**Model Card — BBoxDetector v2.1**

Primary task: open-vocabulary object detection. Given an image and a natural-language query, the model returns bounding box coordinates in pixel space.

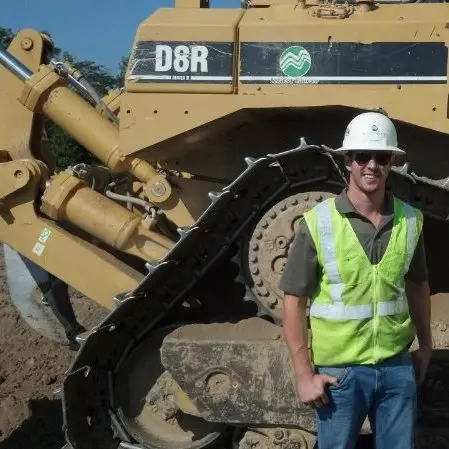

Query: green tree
[0,27,14,48]
[117,55,130,85]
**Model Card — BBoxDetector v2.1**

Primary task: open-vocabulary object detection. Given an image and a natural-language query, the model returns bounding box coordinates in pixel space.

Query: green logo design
[279,46,312,77]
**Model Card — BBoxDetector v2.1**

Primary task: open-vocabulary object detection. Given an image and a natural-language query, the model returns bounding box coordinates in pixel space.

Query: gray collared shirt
[279,190,428,297]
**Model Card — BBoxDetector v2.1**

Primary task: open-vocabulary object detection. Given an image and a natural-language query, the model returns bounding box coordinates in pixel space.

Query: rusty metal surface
[161,321,449,445]
[114,327,226,449]
[236,427,316,449]
[160,318,315,430]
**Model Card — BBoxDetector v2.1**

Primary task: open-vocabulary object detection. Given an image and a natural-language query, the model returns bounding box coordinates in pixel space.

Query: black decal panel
[129,41,234,84]
[240,42,448,84]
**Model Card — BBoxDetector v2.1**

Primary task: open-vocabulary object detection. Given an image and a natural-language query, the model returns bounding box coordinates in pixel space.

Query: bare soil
[0,246,108,449]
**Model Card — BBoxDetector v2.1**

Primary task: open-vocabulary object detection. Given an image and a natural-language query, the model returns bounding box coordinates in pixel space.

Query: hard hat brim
[333,145,405,155]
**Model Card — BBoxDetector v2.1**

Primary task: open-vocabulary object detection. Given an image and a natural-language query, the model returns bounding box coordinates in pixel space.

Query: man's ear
[344,154,352,172]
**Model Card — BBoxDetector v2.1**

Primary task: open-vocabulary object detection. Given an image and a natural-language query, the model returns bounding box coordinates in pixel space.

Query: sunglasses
[351,152,393,166]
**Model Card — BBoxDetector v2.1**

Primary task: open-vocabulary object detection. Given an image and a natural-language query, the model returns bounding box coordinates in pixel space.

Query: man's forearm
[283,294,314,380]
[406,280,432,349]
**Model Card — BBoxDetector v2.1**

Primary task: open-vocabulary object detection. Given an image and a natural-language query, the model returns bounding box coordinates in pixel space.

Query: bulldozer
[1,0,449,447]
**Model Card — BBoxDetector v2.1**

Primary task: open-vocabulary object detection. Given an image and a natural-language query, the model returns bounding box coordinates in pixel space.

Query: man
[280,112,432,449]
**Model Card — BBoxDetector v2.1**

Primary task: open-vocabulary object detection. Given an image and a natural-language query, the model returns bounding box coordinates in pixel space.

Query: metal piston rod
[0,46,32,81]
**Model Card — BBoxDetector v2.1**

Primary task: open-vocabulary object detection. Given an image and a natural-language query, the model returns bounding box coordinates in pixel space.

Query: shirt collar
[335,188,394,218]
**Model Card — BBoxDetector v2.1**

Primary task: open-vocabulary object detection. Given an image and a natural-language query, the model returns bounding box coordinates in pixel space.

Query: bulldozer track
[63,143,449,449]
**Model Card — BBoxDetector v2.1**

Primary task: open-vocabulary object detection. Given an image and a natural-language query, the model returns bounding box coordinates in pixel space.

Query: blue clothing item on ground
[315,350,417,449]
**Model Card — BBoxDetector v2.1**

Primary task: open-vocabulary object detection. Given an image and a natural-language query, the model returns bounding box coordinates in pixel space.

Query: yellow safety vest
[303,196,423,366]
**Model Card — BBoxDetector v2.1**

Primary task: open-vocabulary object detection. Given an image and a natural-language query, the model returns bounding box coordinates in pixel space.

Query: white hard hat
[335,112,405,155]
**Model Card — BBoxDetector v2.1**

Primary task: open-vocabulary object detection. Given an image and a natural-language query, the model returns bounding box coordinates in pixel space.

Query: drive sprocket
[239,190,336,322]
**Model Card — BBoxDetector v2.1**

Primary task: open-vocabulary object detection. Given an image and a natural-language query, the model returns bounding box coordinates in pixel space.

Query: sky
[3,0,241,73]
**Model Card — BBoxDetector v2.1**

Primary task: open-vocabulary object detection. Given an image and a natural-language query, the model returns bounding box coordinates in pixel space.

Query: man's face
[345,151,393,194]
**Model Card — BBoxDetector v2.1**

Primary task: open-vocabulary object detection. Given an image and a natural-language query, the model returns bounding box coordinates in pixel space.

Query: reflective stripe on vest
[315,200,344,304]
[402,201,418,275]
[310,298,409,320]
[309,200,417,320]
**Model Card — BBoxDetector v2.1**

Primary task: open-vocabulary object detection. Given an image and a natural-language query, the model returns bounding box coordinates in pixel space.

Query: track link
[62,143,449,449]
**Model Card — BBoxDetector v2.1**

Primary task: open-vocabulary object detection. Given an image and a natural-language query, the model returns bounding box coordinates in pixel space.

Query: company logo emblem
[372,125,378,131]
[280,46,312,77]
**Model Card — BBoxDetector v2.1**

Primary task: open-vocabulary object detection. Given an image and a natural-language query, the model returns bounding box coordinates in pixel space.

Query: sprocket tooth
[208,191,224,203]
[118,442,145,449]
[145,261,158,272]
[53,387,62,398]
[177,226,189,236]
[299,137,309,149]
[113,292,128,308]
[75,330,91,344]
[398,162,411,173]
[143,260,171,279]
[244,156,257,167]
[177,226,199,241]
[391,162,415,183]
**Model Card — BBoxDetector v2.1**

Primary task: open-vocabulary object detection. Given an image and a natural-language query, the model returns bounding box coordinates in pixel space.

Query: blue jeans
[315,350,417,449]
